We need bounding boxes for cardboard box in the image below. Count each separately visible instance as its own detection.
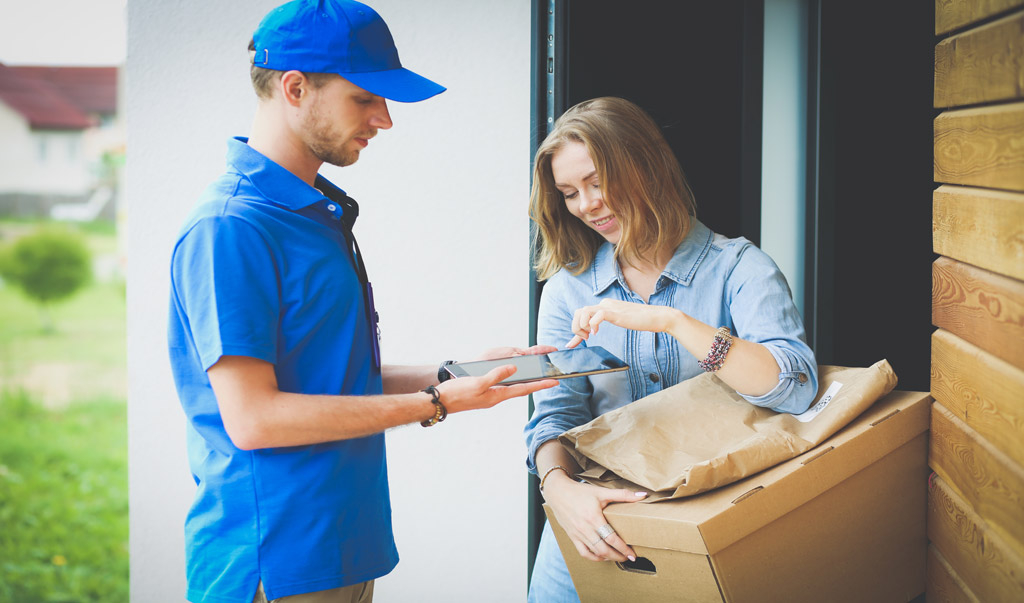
[544,390,931,603]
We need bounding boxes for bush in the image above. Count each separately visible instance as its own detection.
[0,227,92,331]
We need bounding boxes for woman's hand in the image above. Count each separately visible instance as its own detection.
[567,299,682,348]
[542,470,647,562]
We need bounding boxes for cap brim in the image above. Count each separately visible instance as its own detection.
[342,68,446,103]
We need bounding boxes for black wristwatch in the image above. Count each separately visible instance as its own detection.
[437,360,456,383]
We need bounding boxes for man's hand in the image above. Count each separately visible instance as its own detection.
[436,364,557,414]
[473,344,558,361]
[209,356,555,450]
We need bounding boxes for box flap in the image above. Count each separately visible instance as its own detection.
[601,390,931,555]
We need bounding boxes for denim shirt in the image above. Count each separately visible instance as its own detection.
[524,219,818,472]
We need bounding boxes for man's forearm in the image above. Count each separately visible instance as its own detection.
[227,389,437,449]
[208,355,556,450]
[381,364,437,395]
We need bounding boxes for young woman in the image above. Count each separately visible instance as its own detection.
[524,97,818,602]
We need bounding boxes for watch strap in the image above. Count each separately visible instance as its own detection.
[437,359,456,383]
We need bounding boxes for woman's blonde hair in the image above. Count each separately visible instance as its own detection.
[530,97,697,281]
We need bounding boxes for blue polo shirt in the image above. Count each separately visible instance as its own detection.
[168,137,397,603]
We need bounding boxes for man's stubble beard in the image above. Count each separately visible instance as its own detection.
[302,102,359,168]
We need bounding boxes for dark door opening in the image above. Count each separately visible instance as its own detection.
[526,0,934,586]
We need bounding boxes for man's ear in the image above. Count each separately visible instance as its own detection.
[278,70,308,107]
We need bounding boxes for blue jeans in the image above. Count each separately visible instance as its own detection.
[528,521,580,603]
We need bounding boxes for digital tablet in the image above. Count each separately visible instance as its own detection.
[444,346,629,385]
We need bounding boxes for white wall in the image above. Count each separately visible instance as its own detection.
[126,1,533,601]
[0,102,93,195]
[0,102,31,188]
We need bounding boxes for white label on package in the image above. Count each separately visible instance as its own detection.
[793,380,843,423]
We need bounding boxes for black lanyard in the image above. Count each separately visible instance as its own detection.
[317,191,382,370]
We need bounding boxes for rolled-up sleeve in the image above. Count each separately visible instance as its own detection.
[726,244,818,414]
[523,275,597,473]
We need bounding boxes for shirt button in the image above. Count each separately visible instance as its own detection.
[327,204,337,212]
[798,373,808,384]
[649,373,660,383]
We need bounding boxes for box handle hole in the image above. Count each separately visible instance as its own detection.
[870,409,900,426]
[615,556,657,575]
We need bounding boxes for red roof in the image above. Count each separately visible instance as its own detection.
[0,64,118,130]
[13,66,118,115]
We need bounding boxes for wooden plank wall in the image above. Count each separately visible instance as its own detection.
[929,2,1024,601]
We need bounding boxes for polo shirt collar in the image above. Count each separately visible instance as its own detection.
[590,218,713,295]
[226,137,338,211]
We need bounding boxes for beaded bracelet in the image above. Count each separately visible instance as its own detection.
[420,385,448,427]
[697,326,734,372]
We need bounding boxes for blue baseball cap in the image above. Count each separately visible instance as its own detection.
[252,0,445,102]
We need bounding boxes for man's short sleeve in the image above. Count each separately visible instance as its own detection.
[171,215,280,371]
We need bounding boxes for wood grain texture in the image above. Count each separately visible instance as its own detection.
[937,0,1024,34]
[930,402,1024,556]
[932,329,1024,468]
[934,102,1024,190]
[927,475,1024,601]
[932,256,1024,370]
[928,544,981,603]
[933,185,1024,281]
[934,11,1024,108]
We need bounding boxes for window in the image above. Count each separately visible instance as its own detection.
[36,134,48,162]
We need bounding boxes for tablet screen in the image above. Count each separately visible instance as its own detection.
[445,346,628,385]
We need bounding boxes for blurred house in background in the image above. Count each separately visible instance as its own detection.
[0,63,122,221]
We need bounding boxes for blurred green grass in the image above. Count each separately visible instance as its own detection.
[0,281,126,401]
[0,219,128,602]
[0,392,129,602]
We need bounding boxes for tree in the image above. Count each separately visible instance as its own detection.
[0,226,92,332]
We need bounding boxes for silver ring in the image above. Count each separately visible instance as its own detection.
[596,523,615,540]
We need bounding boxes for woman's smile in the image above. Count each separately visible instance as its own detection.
[552,141,622,244]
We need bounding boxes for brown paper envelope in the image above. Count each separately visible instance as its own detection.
[558,360,897,501]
